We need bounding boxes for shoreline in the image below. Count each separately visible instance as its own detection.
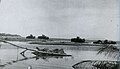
[0,38,118,47]
[29,41,113,46]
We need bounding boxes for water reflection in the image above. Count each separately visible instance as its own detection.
[0,53,72,69]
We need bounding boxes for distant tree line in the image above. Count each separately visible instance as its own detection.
[71,37,85,43]
[26,34,35,39]
[26,34,49,39]
[93,40,116,44]
[38,35,49,39]
[71,37,116,44]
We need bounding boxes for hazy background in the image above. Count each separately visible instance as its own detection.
[0,0,119,40]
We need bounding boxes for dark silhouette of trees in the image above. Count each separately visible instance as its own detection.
[26,34,35,39]
[71,37,85,43]
[38,34,49,39]
[26,34,50,39]
[93,40,116,44]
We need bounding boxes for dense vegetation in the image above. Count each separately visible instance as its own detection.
[26,34,49,39]
[26,34,35,39]
[93,40,116,44]
[71,37,85,43]
[38,35,49,39]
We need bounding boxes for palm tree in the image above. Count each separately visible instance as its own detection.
[73,60,119,69]
[72,44,120,69]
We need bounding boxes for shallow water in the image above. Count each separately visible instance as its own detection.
[0,41,116,69]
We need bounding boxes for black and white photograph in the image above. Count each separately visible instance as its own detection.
[0,0,119,69]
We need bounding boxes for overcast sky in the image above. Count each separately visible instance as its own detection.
[0,0,119,40]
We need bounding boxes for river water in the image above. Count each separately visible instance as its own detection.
[0,41,116,69]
